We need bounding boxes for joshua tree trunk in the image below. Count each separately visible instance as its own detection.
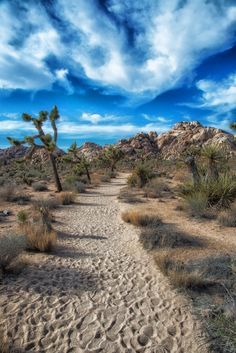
[185,156,200,187]
[49,153,62,192]
[85,166,91,184]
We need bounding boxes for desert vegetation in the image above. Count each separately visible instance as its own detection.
[0,116,235,352]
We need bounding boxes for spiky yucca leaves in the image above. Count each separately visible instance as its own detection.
[103,146,124,172]
[181,174,236,209]
[201,144,229,181]
[7,106,62,192]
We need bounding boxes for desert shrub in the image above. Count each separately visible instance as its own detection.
[207,310,236,353]
[0,184,17,202]
[64,176,86,193]
[155,253,208,289]
[32,182,48,192]
[0,234,26,272]
[100,174,111,183]
[184,191,208,217]
[17,210,28,224]
[122,210,161,227]
[57,191,75,205]
[30,202,54,229]
[131,164,154,188]
[127,174,138,187]
[168,268,207,289]
[33,197,60,211]
[139,227,199,250]
[23,223,57,252]
[218,205,236,227]
[144,178,170,198]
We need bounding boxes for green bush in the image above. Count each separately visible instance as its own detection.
[17,210,28,224]
[128,164,154,188]
[184,191,209,218]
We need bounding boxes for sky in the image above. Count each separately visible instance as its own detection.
[0,0,236,150]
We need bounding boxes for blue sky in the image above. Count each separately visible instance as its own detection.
[0,0,236,149]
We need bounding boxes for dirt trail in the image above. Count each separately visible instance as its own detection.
[0,174,209,353]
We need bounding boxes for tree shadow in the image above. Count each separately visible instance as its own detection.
[3,261,100,296]
[78,234,108,240]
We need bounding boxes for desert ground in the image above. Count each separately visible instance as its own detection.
[0,174,212,353]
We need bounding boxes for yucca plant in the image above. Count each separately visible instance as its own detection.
[7,106,63,192]
[201,144,229,181]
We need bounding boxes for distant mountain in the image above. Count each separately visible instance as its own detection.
[0,121,235,164]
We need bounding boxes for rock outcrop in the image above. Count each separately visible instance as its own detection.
[77,142,102,160]
[156,121,235,159]
[0,121,235,163]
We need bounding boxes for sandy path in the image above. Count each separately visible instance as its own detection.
[0,175,209,353]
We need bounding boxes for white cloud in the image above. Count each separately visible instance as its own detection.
[80,112,119,124]
[0,2,61,90]
[143,114,171,123]
[0,0,236,102]
[0,113,19,119]
[55,68,74,94]
[57,121,169,138]
[196,73,236,113]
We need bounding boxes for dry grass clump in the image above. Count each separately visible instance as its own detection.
[139,226,202,250]
[122,209,161,227]
[218,204,236,227]
[57,191,75,205]
[33,197,60,210]
[0,184,17,202]
[184,191,209,218]
[155,252,209,289]
[0,234,26,273]
[32,182,48,192]
[0,184,30,204]
[144,178,170,199]
[23,223,57,252]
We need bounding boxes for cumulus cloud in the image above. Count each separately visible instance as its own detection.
[196,73,236,113]
[0,0,236,102]
[80,112,119,124]
[0,1,61,90]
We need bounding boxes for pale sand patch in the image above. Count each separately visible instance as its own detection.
[0,174,210,353]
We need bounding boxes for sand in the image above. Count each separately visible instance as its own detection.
[0,174,209,353]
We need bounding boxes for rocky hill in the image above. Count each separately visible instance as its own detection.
[78,121,235,160]
[0,121,235,163]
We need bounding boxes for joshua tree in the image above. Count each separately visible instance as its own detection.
[201,144,228,181]
[7,106,63,192]
[67,142,91,183]
[103,146,124,172]
[184,146,201,187]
